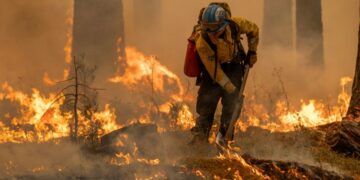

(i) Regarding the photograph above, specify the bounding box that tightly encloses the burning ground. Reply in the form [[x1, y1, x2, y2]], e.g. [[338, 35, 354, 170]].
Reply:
[[0, 46, 359, 179]]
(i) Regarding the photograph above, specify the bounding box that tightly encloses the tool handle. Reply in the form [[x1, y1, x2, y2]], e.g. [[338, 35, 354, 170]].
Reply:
[[224, 65, 250, 141]]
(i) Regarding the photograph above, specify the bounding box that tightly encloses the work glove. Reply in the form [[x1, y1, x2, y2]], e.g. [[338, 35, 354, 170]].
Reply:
[[224, 81, 236, 94], [246, 50, 257, 68]]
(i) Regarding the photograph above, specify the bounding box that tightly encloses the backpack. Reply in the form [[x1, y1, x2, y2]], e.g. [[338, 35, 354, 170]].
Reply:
[[184, 2, 245, 78]]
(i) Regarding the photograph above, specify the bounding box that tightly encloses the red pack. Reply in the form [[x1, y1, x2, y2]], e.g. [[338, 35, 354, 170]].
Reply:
[[184, 37, 201, 77]]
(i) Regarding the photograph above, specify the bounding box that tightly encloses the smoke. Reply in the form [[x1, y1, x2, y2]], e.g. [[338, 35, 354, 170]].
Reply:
[[0, 0, 71, 93], [124, 0, 358, 100], [0, 125, 201, 178], [0, 0, 357, 106], [0, 0, 359, 177], [0, 142, 107, 178], [236, 127, 343, 174]]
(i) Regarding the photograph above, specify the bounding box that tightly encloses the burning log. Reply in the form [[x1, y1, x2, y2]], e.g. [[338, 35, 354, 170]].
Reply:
[[182, 153, 351, 179], [242, 154, 352, 179], [98, 123, 164, 159], [325, 120, 360, 158]]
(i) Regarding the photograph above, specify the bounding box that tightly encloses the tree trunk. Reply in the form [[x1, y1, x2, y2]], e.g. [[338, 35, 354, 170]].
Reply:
[[73, 59, 79, 141], [72, 0, 125, 80], [346, 23, 360, 119], [262, 0, 293, 48], [296, 0, 324, 67], [133, 0, 162, 54]]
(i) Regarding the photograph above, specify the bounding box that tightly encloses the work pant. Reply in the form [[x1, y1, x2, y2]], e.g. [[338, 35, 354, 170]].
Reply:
[[192, 61, 244, 140]]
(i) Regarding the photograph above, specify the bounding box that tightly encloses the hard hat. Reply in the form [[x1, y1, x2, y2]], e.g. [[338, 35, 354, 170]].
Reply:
[[201, 4, 229, 33]]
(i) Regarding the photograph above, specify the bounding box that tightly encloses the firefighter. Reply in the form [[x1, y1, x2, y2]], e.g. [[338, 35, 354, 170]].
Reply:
[[190, 4, 259, 145]]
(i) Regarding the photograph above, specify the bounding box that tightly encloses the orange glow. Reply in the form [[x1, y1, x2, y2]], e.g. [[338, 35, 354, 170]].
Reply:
[[0, 82, 120, 143], [43, 70, 70, 86], [110, 47, 186, 102], [237, 76, 352, 132]]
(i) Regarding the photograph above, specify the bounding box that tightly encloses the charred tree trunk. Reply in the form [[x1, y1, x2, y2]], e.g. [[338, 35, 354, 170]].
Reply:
[[72, 0, 125, 80], [346, 23, 360, 119], [262, 0, 293, 48], [326, 21, 360, 156], [296, 0, 324, 67], [73, 60, 79, 141], [325, 121, 360, 158], [133, 0, 162, 54]]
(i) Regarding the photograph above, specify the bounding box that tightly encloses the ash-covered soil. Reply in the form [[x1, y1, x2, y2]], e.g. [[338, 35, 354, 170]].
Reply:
[[0, 123, 358, 179]]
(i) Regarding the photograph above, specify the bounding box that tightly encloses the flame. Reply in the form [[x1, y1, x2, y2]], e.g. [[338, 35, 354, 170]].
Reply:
[[237, 76, 353, 132], [109, 47, 196, 131], [110, 47, 185, 102], [43, 70, 70, 86], [1, 74, 351, 144], [136, 158, 160, 165], [111, 152, 132, 166], [92, 104, 121, 134], [110, 142, 160, 167], [0, 82, 120, 143], [195, 169, 206, 179], [338, 76, 352, 114], [169, 103, 195, 130]]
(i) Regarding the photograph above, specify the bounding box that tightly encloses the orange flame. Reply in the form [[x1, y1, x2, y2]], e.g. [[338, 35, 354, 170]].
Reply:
[[0, 82, 120, 143], [237, 76, 352, 132], [110, 47, 185, 101], [109, 47, 196, 131]]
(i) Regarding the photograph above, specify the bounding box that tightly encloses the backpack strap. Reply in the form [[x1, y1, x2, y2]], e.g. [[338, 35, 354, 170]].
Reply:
[[199, 22, 246, 84], [202, 33, 218, 83], [228, 20, 247, 62]]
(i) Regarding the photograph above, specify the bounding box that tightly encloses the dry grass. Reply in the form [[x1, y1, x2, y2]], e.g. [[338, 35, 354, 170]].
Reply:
[[236, 126, 360, 178], [311, 145, 360, 177]]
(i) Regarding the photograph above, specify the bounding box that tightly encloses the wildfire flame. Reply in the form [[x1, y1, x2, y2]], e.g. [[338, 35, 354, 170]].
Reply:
[[110, 142, 160, 167], [110, 47, 185, 102], [109, 47, 196, 131], [0, 82, 119, 143], [237, 76, 353, 132]]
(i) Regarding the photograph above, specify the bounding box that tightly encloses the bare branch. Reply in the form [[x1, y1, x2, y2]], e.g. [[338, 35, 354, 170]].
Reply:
[[77, 93, 93, 103], [59, 84, 76, 93], [49, 85, 76, 103], [77, 83, 106, 91], [63, 98, 76, 105], [54, 78, 75, 84], [43, 94, 76, 118]]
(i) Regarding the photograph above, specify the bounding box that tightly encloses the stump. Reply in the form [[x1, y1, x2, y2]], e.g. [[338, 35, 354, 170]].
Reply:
[[98, 123, 164, 159], [326, 120, 360, 158]]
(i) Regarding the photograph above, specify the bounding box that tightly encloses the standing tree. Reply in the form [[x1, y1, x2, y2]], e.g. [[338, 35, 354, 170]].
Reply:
[[72, 0, 126, 80], [346, 22, 360, 119], [50, 57, 100, 142], [296, 0, 324, 67], [325, 17, 360, 158], [133, 0, 162, 54], [263, 0, 293, 48]]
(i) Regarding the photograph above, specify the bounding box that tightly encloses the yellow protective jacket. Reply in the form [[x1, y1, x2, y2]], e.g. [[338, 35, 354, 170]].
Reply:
[[194, 17, 259, 88]]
